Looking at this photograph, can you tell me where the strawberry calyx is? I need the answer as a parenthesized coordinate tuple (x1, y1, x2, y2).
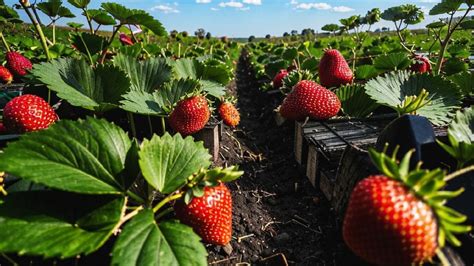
(395, 89, 432, 116)
(281, 69, 315, 94)
(368, 145, 472, 248)
(183, 166, 243, 204)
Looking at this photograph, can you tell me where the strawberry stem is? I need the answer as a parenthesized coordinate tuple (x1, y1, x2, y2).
(445, 165, 474, 182)
(435, 248, 450, 266)
(0, 32, 10, 52)
(153, 192, 184, 213)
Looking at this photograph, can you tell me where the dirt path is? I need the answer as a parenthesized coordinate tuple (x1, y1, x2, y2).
(206, 50, 362, 265)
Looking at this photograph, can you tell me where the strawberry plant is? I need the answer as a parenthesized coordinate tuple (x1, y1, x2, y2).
(0, 117, 243, 264)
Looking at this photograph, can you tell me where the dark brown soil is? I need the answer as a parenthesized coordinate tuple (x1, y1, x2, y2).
(206, 50, 361, 265)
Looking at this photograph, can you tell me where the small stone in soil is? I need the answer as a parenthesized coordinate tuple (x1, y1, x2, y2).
(274, 232, 290, 243)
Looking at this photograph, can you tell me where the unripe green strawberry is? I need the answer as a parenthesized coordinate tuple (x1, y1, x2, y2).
(6, 51, 32, 77)
(3, 94, 58, 133)
(218, 102, 240, 127)
(169, 95, 210, 136)
(279, 80, 340, 120)
(0, 66, 13, 84)
(174, 183, 233, 245)
(319, 49, 353, 88)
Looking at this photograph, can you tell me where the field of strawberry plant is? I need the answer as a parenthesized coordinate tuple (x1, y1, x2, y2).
(0, 0, 473, 265)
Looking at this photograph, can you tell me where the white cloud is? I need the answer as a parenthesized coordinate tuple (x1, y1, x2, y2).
(211, 7, 219, 11)
(196, 0, 212, 3)
(240, 6, 251, 10)
(219, 1, 244, 8)
(295, 2, 331, 10)
(333, 6, 354, 12)
(290, 0, 298, 4)
(243, 0, 261, 5)
(150, 4, 180, 13)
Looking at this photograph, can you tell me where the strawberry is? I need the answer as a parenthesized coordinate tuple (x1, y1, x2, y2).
(343, 148, 472, 266)
(218, 102, 240, 127)
(0, 66, 13, 84)
(410, 56, 431, 73)
(175, 183, 233, 245)
(169, 95, 210, 136)
(3, 94, 58, 133)
(319, 49, 353, 88)
(6, 51, 32, 77)
(273, 69, 288, 89)
(279, 80, 340, 121)
(119, 33, 134, 46)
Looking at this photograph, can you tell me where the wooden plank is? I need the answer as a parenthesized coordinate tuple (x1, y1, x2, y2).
(320, 170, 336, 201)
(294, 121, 304, 165)
(194, 124, 220, 162)
(306, 145, 319, 187)
(332, 145, 378, 220)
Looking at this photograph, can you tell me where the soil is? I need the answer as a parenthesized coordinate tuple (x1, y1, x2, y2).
(205, 49, 362, 265)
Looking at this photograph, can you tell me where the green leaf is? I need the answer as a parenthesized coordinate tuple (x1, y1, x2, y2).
(426, 21, 447, 29)
(139, 133, 211, 194)
(169, 58, 228, 97)
(0, 118, 133, 194)
(112, 210, 207, 266)
(114, 53, 172, 93)
(71, 32, 107, 56)
(120, 79, 199, 116)
(282, 47, 298, 61)
(87, 9, 116, 25)
(365, 71, 462, 125)
(301, 57, 318, 72)
(336, 84, 380, 118)
(101, 2, 167, 36)
(460, 19, 474, 29)
(443, 58, 468, 76)
(449, 71, 474, 97)
(355, 65, 381, 80)
(373, 53, 411, 71)
(0, 4, 20, 23)
(429, 0, 463, 15)
(120, 90, 165, 116)
(450, 108, 473, 142)
(200, 80, 226, 98)
(67, 0, 90, 9)
(381, 5, 424, 24)
(0, 191, 124, 258)
(37, 0, 62, 18)
(31, 58, 131, 113)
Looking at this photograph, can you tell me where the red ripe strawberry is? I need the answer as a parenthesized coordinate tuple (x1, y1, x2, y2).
(169, 95, 210, 136)
(3, 94, 58, 133)
(410, 56, 431, 73)
(343, 175, 437, 265)
(175, 183, 233, 245)
(279, 80, 340, 120)
(343, 149, 471, 266)
(0, 66, 13, 84)
(6, 51, 32, 77)
(218, 102, 240, 127)
(119, 33, 134, 46)
(273, 69, 288, 89)
(319, 49, 353, 88)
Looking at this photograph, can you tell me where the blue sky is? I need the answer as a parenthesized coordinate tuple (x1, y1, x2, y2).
(5, 0, 444, 37)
